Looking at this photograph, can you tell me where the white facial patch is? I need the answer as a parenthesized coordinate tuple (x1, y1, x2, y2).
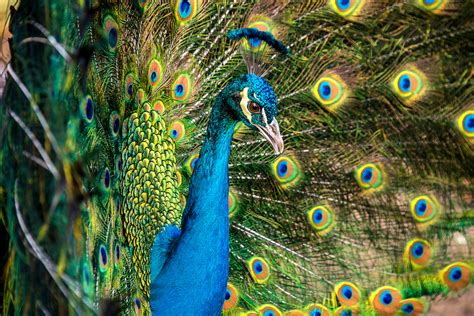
(261, 107, 268, 125)
(240, 87, 253, 124)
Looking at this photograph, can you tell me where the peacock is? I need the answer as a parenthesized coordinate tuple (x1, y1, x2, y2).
(1, 0, 473, 315)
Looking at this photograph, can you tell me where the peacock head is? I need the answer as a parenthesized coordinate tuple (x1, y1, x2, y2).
(226, 73, 284, 154)
(223, 28, 289, 154)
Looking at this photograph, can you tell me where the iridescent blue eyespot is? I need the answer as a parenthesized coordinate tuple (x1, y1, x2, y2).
(191, 157, 198, 170)
(370, 286, 402, 314)
(342, 286, 353, 299)
(340, 309, 352, 316)
(380, 290, 393, 305)
(248, 257, 270, 283)
(313, 209, 324, 224)
(253, 261, 263, 275)
(134, 296, 142, 316)
(398, 74, 411, 93)
(150, 71, 157, 83)
(101, 247, 107, 264)
(263, 311, 275, 316)
(463, 114, 474, 133)
(337, 0, 351, 10)
(86, 98, 94, 120)
(318, 82, 332, 100)
(179, 0, 192, 18)
(415, 200, 427, 216)
(361, 167, 373, 183)
(109, 27, 117, 48)
(441, 262, 471, 291)
(336, 282, 361, 306)
(109, 112, 121, 138)
(402, 303, 414, 314)
(115, 244, 120, 264)
(175, 84, 185, 97)
(104, 16, 119, 51)
(400, 299, 425, 315)
(308, 304, 330, 316)
(411, 242, 424, 258)
(99, 244, 108, 272)
(277, 160, 288, 177)
(81, 96, 94, 123)
(223, 283, 239, 311)
(449, 267, 462, 282)
(100, 167, 111, 192)
(355, 163, 384, 190)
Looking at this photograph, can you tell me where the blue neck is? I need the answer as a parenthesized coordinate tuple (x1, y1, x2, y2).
(183, 96, 236, 222)
(150, 93, 237, 315)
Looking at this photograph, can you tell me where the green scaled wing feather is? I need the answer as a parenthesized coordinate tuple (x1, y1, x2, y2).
(1, 0, 473, 315)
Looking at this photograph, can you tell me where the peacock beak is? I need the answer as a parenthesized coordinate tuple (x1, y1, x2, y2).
(255, 118, 284, 154)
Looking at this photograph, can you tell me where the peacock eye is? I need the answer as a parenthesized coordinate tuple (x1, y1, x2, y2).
(248, 102, 261, 113)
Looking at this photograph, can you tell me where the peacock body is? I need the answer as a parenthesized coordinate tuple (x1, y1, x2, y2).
(1, 0, 473, 315)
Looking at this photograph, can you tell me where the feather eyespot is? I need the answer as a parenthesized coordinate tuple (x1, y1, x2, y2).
(109, 112, 121, 138)
(392, 68, 426, 103)
(307, 304, 331, 316)
(102, 168, 111, 191)
(114, 244, 120, 265)
(81, 95, 94, 122)
(307, 205, 335, 235)
(103, 15, 119, 51)
(354, 163, 384, 190)
(257, 304, 282, 316)
(404, 239, 432, 268)
(457, 110, 474, 139)
(138, 0, 151, 10)
(115, 156, 123, 174)
(331, 0, 364, 18)
(169, 121, 186, 143)
(171, 74, 192, 101)
(223, 283, 239, 311)
(409, 195, 439, 224)
(244, 18, 272, 51)
(248, 102, 261, 113)
(334, 307, 354, 316)
(440, 262, 472, 291)
(399, 298, 426, 315)
(312, 74, 347, 109)
(272, 156, 301, 187)
(175, 0, 199, 24)
(124, 73, 135, 100)
(370, 286, 402, 315)
(99, 245, 108, 272)
(248, 257, 270, 283)
(134, 296, 142, 316)
(335, 282, 361, 306)
(418, 0, 446, 11)
(228, 190, 239, 218)
(148, 59, 163, 88)
(185, 153, 199, 174)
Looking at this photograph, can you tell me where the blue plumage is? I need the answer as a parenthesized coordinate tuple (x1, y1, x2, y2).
(151, 74, 281, 314)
